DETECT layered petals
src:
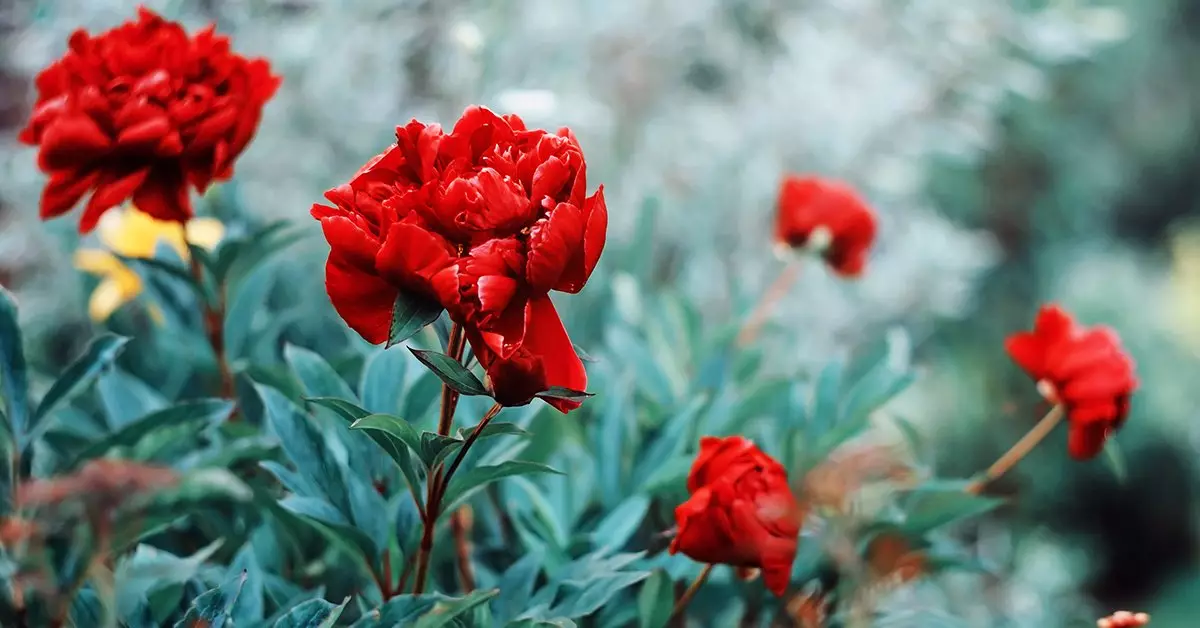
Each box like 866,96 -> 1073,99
20,6 -> 279,232
670,436 -> 802,597
775,175 -> 877,277
1005,304 -> 1138,459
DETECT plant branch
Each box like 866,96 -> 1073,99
967,404 -> 1065,494
437,323 -> 466,436
671,563 -> 715,620
450,506 -> 476,592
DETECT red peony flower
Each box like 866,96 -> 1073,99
19,6 -> 280,232
774,175 -> 877,277
311,106 -> 606,412
670,436 -> 802,596
1006,305 -> 1138,460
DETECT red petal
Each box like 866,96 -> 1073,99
320,216 -> 396,344
1005,332 -> 1046,380
555,187 -> 608,294
520,295 -> 586,412
40,169 -> 101,221
526,204 -> 584,293
79,168 -> 150,231
38,115 -> 112,171
375,222 -> 455,296
131,165 -> 191,224
1067,421 -> 1109,460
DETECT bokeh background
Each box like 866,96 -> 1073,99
2,0 -> 1199,625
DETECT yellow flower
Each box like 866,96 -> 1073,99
1169,222 -> 1200,354
74,206 -> 224,323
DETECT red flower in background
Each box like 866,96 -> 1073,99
312,106 -> 607,412
670,436 -> 802,596
775,175 -> 877,277
19,6 -> 280,232
1096,611 -> 1150,628
1006,305 -> 1138,460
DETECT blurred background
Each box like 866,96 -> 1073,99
2,0 -> 1199,625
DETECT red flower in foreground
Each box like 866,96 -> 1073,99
670,436 -> 802,596
312,106 -> 606,412
1097,611 -> 1150,628
774,175 -> 877,277
1006,305 -> 1138,460
20,6 -> 280,232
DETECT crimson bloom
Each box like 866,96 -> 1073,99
670,436 -> 802,596
775,175 -> 877,277
20,6 -> 280,232
312,106 -> 606,412
1006,305 -> 1138,460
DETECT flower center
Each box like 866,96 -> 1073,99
1036,379 -> 1060,404
805,225 -> 834,253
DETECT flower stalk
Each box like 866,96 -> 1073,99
736,259 -> 801,347
188,254 -> 235,402
671,563 -> 715,620
966,404 -> 1064,495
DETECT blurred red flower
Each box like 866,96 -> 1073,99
670,436 -> 802,596
1096,610 -> 1150,628
312,106 -> 606,412
1006,304 -> 1138,460
774,175 -> 877,277
19,6 -> 279,232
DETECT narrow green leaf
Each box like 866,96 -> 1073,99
591,495 -> 649,550
408,348 -> 489,397
272,596 -> 349,628
493,549 -> 545,622
455,421 -> 529,441
422,431 -> 464,469
67,399 -> 233,470
902,481 -> 1005,535
359,348 -> 409,415
0,287 -> 30,448
256,384 -> 351,512
172,569 -> 246,628
550,571 -> 651,618
809,359 -> 844,438
387,292 -> 443,349
304,397 -> 371,423
32,334 -> 129,432
637,570 -> 674,628
351,595 -> 442,627
1103,439 -> 1128,485
414,589 -> 499,628
440,461 -> 562,516
536,387 -> 594,404
285,344 -> 357,401
348,415 -> 425,501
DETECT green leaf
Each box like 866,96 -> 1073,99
304,397 -> 371,423
359,348 -> 409,415
421,431 -> 464,469
223,221 -> 308,293
231,544 -> 265,624
536,387 -> 594,404
173,570 -> 246,628
441,461 -> 562,516
97,367 -> 168,429
351,595 -> 442,627
386,292 -> 443,349
456,421 -> 529,441
549,571 -> 651,618
902,481 -> 1005,535
224,260 -> 277,360
408,348 -> 489,397
493,549 -> 545,623
285,344 -> 357,401
1103,439 -> 1128,484
591,495 -> 649,551
347,414 -> 424,504
0,287 -> 30,449
414,589 -> 500,628
67,399 -> 233,470
272,596 -> 350,628
119,255 -> 199,291
810,358 -> 844,438
32,334 -> 129,436
595,383 -> 630,508
637,570 -> 674,628
115,541 -> 224,620
256,384 -> 351,512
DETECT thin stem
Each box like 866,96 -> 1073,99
450,506 -> 476,592
672,564 -> 715,620
442,403 -> 502,487
188,254 -> 235,402
396,553 -> 415,595
437,323 -> 466,436
967,405 -> 1065,495
735,259 -> 801,347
